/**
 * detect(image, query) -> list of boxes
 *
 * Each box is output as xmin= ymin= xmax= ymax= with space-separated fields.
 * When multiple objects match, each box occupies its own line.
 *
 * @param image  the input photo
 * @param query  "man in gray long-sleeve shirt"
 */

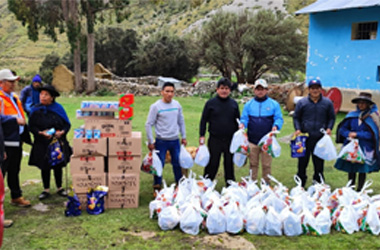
xmin=145 ymin=82 xmax=187 ymax=195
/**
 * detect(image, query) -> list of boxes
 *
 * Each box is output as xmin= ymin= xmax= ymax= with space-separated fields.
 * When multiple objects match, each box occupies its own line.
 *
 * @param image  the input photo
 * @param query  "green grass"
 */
xmin=3 ymin=95 xmax=380 ymax=249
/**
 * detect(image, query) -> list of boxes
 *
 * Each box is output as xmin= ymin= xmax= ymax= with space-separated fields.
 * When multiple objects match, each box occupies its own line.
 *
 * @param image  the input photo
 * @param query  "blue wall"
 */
xmin=306 ymin=7 xmax=380 ymax=90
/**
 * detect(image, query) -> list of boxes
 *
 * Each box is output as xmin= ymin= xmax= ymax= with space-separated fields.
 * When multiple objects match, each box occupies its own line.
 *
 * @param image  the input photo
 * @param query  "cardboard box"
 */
xmin=108 ymin=132 xmax=142 ymax=156
xmin=72 ymin=138 xmax=107 ymax=156
xmin=71 ymin=174 xmax=107 ymax=193
xmin=108 ymin=155 xmax=141 ymax=174
xmin=108 ymin=173 xmax=140 ymax=192
xmin=107 ymin=191 xmax=139 ymax=209
xmin=70 ymin=156 xmax=105 ymax=175
xmin=84 ymin=119 xmax=132 ymax=138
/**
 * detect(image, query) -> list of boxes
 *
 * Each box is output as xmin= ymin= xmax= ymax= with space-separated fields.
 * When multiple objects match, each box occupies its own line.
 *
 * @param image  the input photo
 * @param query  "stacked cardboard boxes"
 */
xmin=107 ymin=131 xmax=141 ymax=208
xmin=70 ymin=98 xmax=141 ymax=209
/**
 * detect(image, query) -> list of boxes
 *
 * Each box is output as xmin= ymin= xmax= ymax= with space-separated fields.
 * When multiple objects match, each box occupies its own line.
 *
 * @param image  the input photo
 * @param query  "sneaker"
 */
xmin=57 ymin=189 xmax=67 ymax=197
xmin=153 ymin=184 xmax=161 ymax=198
xmin=38 ymin=191 xmax=51 ymax=200
xmin=10 ymin=197 xmax=31 ymax=207
xmin=3 ymin=219 xmax=14 ymax=228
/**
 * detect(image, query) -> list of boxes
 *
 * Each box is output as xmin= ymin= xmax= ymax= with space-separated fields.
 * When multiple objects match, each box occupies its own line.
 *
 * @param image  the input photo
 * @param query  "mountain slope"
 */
xmin=0 ymin=0 xmax=295 ymax=78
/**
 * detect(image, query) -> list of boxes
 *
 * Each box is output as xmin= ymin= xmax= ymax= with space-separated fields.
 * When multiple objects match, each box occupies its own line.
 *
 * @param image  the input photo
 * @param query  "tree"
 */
xmin=39 ymin=53 xmax=61 ymax=84
xmin=95 ymin=27 xmax=139 ymax=77
xmin=8 ymin=0 xmax=83 ymax=91
xmin=80 ymin=0 xmax=130 ymax=93
xmin=8 ymin=0 xmax=130 ymax=93
xmin=62 ymin=0 xmax=83 ymax=92
xmin=242 ymin=10 xmax=306 ymax=82
xmin=197 ymin=9 xmax=307 ymax=83
xmin=129 ymin=30 xmax=199 ymax=81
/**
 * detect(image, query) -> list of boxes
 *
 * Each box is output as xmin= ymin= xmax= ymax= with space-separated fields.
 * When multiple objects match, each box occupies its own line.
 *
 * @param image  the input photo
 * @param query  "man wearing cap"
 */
xmin=199 ymin=78 xmax=240 ymax=185
xmin=335 ymin=92 xmax=380 ymax=191
xmin=0 ymin=69 xmax=30 ymax=207
xmin=20 ymin=74 xmax=42 ymax=116
xmin=293 ymin=78 xmax=335 ymax=187
xmin=240 ymin=79 xmax=283 ymax=184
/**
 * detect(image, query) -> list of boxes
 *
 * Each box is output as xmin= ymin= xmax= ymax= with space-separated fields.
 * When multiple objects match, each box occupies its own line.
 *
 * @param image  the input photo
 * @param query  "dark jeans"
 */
xmin=297 ymin=136 xmax=324 ymax=187
xmin=41 ymin=168 xmax=63 ymax=190
xmin=204 ymin=136 xmax=235 ymax=185
xmin=154 ymin=138 xmax=182 ymax=185
xmin=1 ymin=145 xmax=23 ymax=199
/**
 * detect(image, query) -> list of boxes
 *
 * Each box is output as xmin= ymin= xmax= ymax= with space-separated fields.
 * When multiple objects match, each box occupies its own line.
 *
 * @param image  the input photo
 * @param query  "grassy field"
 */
xmin=3 ymin=95 xmax=380 ymax=250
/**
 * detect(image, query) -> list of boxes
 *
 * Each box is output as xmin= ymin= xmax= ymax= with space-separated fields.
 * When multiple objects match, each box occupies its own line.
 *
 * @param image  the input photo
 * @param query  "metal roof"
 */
xmin=295 ymin=0 xmax=380 ymax=15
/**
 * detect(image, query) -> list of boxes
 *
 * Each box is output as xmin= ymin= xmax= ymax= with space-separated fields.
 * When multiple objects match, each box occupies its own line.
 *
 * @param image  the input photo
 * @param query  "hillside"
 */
xmin=0 ymin=0 xmax=310 ymax=79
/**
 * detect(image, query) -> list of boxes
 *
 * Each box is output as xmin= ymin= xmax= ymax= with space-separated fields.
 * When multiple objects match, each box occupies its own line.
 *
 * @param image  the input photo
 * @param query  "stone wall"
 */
xmin=53 ymin=64 xmax=299 ymax=105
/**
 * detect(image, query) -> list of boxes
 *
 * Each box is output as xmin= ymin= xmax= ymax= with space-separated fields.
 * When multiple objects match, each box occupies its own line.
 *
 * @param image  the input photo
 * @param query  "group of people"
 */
xmin=146 ymin=78 xmax=380 ymax=197
xmin=0 ymin=69 xmax=71 ymax=228
xmin=1 ymin=68 xmax=379 ymax=227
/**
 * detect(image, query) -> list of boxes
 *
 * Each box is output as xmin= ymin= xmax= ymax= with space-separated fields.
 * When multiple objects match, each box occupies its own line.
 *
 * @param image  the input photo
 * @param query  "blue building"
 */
xmin=296 ymin=0 xmax=380 ymax=91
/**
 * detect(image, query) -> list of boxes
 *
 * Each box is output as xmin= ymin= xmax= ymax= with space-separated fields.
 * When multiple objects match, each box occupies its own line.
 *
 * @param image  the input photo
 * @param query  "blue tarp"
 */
xmin=295 ymin=0 xmax=380 ymax=14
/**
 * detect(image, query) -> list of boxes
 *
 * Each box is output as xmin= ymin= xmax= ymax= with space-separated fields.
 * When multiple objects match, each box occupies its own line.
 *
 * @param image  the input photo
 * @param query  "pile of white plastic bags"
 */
xmin=149 ymin=172 xmax=380 ymax=236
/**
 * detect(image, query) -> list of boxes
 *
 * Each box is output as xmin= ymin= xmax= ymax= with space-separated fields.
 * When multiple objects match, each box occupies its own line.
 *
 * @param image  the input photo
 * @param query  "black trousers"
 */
xmin=348 ymin=172 xmax=366 ymax=191
xmin=297 ymin=136 xmax=324 ymax=187
xmin=1 ymin=145 xmax=23 ymax=199
xmin=204 ymin=136 xmax=235 ymax=185
xmin=41 ymin=168 xmax=63 ymax=190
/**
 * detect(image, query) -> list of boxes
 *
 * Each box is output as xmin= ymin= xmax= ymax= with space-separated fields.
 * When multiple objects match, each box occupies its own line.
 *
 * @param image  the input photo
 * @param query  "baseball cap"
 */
xmin=0 ymin=69 xmax=20 ymax=81
xmin=308 ymin=78 xmax=322 ymax=87
xmin=254 ymin=79 xmax=268 ymax=88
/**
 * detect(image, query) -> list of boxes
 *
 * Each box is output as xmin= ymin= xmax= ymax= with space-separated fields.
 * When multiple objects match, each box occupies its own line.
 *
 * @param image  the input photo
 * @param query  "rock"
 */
xmin=52 ymin=64 xmax=75 ymax=93
xmin=94 ymin=63 xmax=113 ymax=79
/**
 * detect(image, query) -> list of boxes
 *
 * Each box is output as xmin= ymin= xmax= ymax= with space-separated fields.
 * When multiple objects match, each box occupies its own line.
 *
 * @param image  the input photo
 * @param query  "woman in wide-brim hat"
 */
xmin=334 ymin=92 xmax=380 ymax=191
xmin=28 ymin=84 xmax=72 ymax=200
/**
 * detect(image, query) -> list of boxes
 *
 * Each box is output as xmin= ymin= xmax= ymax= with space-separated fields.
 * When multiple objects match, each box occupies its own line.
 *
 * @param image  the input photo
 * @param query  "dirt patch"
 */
xmin=32 ymin=202 xmax=50 ymax=212
xmin=128 ymin=230 xmax=157 ymax=240
xmin=202 ymin=233 xmax=256 ymax=250
xmin=22 ymin=179 xmax=42 ymax=186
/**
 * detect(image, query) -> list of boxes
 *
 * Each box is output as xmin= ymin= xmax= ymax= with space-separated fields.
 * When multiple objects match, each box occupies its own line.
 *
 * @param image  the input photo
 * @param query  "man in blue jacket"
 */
xmin=20 ymin=74 xmax=42 ymax=116
xmin=293 ymin=79 xmax=335 ymax=187
xmin=240 ymin=79 xmax=283 ymax=184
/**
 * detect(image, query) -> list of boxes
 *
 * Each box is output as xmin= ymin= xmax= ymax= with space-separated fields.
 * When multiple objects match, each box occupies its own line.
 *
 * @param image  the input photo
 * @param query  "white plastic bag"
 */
xmin=206 ymin=202 xmax=226 ymax=234
xmin=245 ymin=206 xmax=266 ymax=235
xmin=158 ymin=206 xmax=180 ymax=230
xmin=336 ymin=205 xmax=359 ymax=234
xmin=313 ymin=130 xmax=337 ymax=161
xmin=141 ymin=150 xmax=163 ymax=177
xmin=179 ymin=205 xmax=204 ymax=235
xmin=363 ymin=203 xmax=380 ymax=235
xmin=337 ymin=139 xmax=365 ymax=164
xmin=264 ymin=207 xmax=282 ymax=236
xmin=280 ymin=208 xmax=303 ymax=237
xmin=194 ymin=145 xmax=210 ymax=167
xmin=233 ymin=152 xmax=247 ymax=167
xmin=230 ymin=128 xmax=249 ymax=154
xmin=224 ymin=201 xmax=244 ymax=234
xmin=258 ymin=131 xmax=281 ymax=158
xmin=301 ymin=208 xmax=320 ymax=235
xmin=315 ymin=206 xmax=332 ymax=235
xmin=290 ymin=175 xmax=305 ymax=197
xmin=179 ymin=145 xmax=194 ymax=169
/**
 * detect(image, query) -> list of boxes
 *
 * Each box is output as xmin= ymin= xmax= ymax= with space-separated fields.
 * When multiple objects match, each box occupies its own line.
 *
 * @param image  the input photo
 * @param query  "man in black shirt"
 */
xmin=199 ymin=78 xmax=240 ymax=185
